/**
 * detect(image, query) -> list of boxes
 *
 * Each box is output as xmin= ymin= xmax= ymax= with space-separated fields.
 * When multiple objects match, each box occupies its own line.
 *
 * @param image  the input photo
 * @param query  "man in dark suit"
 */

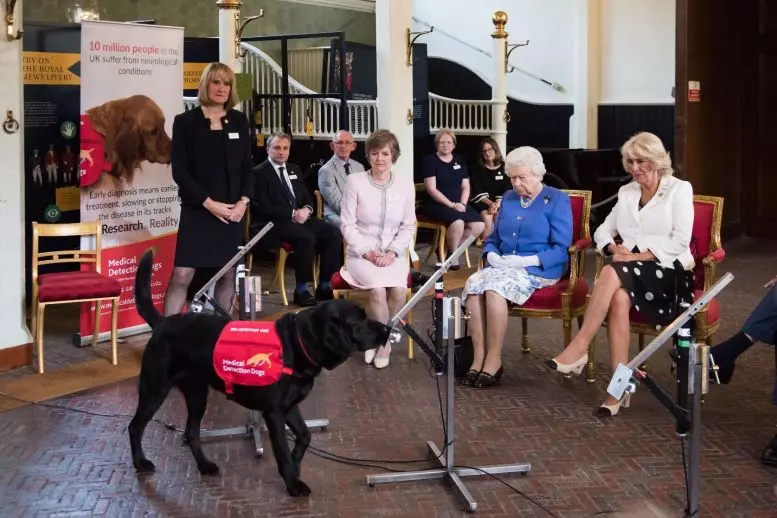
xmin=250 ymin=132 xmax=342 ymax=306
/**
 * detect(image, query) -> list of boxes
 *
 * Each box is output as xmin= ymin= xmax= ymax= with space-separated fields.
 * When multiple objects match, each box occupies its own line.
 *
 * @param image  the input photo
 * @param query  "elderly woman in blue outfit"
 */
xmin=461 ymin=147 xmax=573 ymax=387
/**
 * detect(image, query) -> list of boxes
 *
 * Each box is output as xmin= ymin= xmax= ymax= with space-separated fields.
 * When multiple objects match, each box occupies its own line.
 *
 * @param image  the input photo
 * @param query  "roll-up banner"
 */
xmin=78 ymin=21 xmax=183 ymax=343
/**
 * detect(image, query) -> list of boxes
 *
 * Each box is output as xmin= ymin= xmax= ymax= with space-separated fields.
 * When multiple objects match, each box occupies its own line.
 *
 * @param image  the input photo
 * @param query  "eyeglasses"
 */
xmin=482 ymin=147 xmax=494 ymax=153
xmin=334 ymin=141 xmax=354 ymax=146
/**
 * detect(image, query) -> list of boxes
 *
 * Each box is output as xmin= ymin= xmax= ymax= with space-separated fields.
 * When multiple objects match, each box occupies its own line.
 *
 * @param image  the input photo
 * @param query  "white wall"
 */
xmin=0 ymin=2 xmax=32 ymax=350
xmin=600 ymin=0 xmax=675 ymax=104
xmin=413 ymin=0 xmax=675 ymax=106
xmin=413 ymin=0 xmax=575 ymax=104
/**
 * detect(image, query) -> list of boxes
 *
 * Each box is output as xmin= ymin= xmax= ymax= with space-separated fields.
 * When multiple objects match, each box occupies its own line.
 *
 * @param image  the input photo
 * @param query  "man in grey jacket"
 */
xmin=318 ymin=130 xmax=365 ymax=228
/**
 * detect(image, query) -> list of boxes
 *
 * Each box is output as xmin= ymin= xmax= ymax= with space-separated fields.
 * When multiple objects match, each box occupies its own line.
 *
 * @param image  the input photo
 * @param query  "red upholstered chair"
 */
xmin=31 ymin=222 xmax=121 ymax=374
xmin=415 ymin=183 xmax=472 ymax=268
xmin=590 ymin=194 xmax=725 ymax=372
xmin=507 ymin=190 xmax=595 ymax=381
xmin=331 ymin=248 xmax=416 ymax=359
xmin=245 ymin=194 xmax=324 ymax=307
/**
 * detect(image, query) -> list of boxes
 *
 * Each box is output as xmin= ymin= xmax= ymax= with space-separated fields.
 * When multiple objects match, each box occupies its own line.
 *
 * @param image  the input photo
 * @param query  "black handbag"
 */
xmin=452 ymin=335 xmax=474 ymax=378
xmin=432 ymin=300 xmax=474 ymax=378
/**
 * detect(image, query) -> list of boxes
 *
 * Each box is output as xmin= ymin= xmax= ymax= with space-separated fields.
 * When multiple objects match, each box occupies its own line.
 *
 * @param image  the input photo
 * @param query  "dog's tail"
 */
xmin=134 ymin=249 xmax=163 ymax=329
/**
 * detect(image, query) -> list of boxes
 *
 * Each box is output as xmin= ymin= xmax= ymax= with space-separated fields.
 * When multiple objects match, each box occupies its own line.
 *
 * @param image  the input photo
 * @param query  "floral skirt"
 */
xmin=612 ymin=260 xmax=695 ymax=330
xmin=462 ymin=266 xmax=558 ymax=305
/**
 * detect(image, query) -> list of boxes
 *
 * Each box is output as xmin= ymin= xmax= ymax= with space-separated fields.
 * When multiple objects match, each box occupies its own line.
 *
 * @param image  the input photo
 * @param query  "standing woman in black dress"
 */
xmin=164 ymin=62 xmax=254 ymax=315
xmin=469 ymin=137 xmax=511 ymax=238
xmin=419 ymin=129 xmax=484 ymax=267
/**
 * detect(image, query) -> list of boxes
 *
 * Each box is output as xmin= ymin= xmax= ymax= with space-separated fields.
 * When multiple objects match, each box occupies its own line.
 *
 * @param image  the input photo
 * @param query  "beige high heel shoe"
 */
xmin=595 ymin=393 xmax=632 ymax=417
xmin=373 ymin=344 xmax=391 ymax=369
xmin=544 ymin=353 xmax=588 ymax=376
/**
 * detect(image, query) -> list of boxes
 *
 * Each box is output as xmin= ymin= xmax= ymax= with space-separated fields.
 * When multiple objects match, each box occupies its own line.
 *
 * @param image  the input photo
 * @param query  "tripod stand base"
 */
xmin=366 ymin=440 xmax=531 ymax=512
xmin=200 ymin=410 xmax=329 ymax=457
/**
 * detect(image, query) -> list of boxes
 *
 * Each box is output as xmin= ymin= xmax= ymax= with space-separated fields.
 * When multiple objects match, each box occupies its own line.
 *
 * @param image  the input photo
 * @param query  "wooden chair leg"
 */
xmin=586 ymin=336 xmax=597 ymax=383
xmin=30 ymin=299 xmax=38 ymax=348
xmin=276 ymin=250 xmax=289 ymax=306
xmin=438 ymin=227 xmax=447 ymax=263
xmin=562 ymin=317 xmax=572 ymax=347
xmin=521 ymin=317 xmax=530 ymax=353
xmin=561 ymin=318 xmax=573 ymax=380
xmin=313 ymin=257 xmax=320 ymax=290
xmin=36 ymin=304 xmax=46 ymax=374
xmin=423 ymin=228 xmax=438 ymax=264
xmin=91 ymin=300 xmax=101 ymax=348
xmin=110 ymin=298 xmax=119 ymax=366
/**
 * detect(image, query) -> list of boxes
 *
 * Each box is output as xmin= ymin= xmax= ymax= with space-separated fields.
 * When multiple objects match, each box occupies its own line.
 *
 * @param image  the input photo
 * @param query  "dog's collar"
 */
xmin=290 ymin=314 xmax=319 ymax=369
xmin=295 ymin=330 xmax=318 ymax=367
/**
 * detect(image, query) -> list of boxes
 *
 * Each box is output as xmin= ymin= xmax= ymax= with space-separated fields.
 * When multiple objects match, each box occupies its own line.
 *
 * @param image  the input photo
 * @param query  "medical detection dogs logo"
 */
xmin=213 ymin=322 xmax=291 ymax=393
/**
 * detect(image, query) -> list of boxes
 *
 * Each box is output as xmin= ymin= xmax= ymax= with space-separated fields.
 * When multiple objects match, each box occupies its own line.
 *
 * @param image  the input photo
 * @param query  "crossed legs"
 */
xmin=554 ymin=265 xmax=630 ymax=404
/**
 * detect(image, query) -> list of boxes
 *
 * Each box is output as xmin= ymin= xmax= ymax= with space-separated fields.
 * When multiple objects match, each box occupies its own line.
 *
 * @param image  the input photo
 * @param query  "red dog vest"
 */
xmin=213 ymin=321 xmax=293 ymax=395
xmin=79 ymin=114 xmax=111 ymax=187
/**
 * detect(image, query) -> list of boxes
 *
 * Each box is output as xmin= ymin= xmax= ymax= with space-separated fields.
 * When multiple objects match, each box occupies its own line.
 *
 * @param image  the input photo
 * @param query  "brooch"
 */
xmin=543 ymin=196 xmax=550 ymax=204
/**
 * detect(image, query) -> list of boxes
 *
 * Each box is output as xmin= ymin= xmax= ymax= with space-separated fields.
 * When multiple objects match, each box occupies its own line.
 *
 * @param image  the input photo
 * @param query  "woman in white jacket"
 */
xmin=545 ymin=132 xmax=695 ymax=417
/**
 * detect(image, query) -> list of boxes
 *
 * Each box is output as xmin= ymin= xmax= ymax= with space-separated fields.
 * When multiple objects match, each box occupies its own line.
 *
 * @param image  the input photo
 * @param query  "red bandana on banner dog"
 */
xmin=213 ymin=321 xmax=293 ymax=394
xmin=78 ymin=114 xmax=111 ymax=187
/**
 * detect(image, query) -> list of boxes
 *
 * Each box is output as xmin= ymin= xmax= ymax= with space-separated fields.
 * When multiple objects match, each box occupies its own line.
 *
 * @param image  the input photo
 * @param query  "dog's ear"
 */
xmin=113 ymin=116 xmax=141 ymax=182
xmin=86 ymin=102 xmax=113 ymax=138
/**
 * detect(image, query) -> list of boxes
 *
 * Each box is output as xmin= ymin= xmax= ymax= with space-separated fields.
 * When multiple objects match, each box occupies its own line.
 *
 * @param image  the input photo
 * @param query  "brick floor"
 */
xmin=1 ymin=239 xmax=777 ymax=517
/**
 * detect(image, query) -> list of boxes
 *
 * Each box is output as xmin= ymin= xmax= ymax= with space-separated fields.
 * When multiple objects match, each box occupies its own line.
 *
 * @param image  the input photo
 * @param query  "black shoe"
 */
xmin=473 ymin=367 xmax=503 ymax=387
xmin=411 ymin=271 xmax=430 ymax=289
xmin=315 ymin=287 xmax=334 ymax=301
xmin=460 ymin=369 xmax=481 ymax=386
xmin=293 ymin=290 xmax=318 ymax=307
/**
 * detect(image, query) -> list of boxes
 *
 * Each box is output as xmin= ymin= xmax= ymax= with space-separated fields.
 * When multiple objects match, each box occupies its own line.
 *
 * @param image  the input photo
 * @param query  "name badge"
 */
xmin=453 ymin=163 xmax=462 ymax=170
xmin=228 ymin=132 xmax=240 ymax=140
xmin=495 ymin=175 xmax=503 ymax=180
xmin=289 ymin=174 xmax=298 ymax=180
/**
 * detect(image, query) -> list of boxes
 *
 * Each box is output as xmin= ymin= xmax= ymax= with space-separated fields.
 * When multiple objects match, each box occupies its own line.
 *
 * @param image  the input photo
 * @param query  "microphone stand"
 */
xmin=191 ymin=222 xmax=329 ymax=456
xmin=365 ymin=235 xmax=531 ymax=512
xmin=607 ymin=272 xmax=734 ymax=518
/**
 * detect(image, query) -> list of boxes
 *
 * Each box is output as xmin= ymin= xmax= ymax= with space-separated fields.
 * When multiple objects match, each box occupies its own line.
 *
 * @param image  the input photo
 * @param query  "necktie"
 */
xmin=278 ymin=166 xmax=297 ymax=209
xmin=343 ymin=162 xmax=351 ymax=175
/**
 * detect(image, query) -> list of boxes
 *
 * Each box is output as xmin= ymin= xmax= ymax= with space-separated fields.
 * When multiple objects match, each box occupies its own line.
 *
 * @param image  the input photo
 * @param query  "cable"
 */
xmin=0 ymin=296 xmax=598 ymax=518
xmin=0 ymin=390 xmax=183 ymax=433
xmin=679 ymin=436 xmax=694 ymax=517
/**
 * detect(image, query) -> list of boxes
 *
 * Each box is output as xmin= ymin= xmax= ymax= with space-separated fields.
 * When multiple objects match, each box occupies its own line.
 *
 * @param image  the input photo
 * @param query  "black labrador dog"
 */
xmin=128 ymin=250 xmax=390 ymax=496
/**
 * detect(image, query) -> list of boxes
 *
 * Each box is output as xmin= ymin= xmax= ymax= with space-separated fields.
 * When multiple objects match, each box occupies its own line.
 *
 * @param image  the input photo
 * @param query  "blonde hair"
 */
xmin=505 ymin=146 xmax=546 ymax=180
xmin=434 ymin=129 xmax=457 ymax=149
xmin=621 ymin=132 xmax=673 ymax=177
xmin=197 ymin=62 xmax=240 ymax=109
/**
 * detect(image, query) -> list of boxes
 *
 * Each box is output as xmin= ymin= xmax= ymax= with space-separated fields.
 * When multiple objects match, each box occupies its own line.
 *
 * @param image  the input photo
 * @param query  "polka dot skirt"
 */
xmin=613 ymin=260 xmax=695 ymax=329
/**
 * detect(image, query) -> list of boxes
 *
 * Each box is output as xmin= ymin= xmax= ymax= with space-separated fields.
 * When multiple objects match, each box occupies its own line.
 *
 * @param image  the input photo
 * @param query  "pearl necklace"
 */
xmin=520 ymin=184 xmax=543 ymax=209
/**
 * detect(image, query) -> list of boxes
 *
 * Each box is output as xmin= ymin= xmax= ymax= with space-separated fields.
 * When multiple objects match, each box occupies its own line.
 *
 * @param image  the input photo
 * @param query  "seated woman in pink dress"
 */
xmin=339 ymin=129 xmax=416 ymax=369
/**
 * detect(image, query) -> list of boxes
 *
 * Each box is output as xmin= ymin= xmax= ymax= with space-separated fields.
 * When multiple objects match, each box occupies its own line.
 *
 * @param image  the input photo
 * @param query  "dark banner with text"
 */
xmin=22 ymin=22 xmax=83 ymax=302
